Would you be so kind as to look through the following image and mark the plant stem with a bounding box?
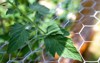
[7,0,45,34]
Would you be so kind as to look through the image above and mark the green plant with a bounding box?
[0,0,82,62]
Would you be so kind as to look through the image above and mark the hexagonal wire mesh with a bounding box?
[71,0,100,63]
[0,0,100,63]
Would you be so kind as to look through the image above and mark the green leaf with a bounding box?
[30,3,49,16]
[61,38,82,61]
[7,23,29,53]
[60,28,70,36]
[46,22,63,35]
[44,35,82,61]
[6,8,16,14]
[40,21,70,36]
[34,12,43,22]
[40,21,63,35]
[44,35,66,56]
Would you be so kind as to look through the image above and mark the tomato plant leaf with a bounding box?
[44,35,82,61]
[40,21,63,35]
[60,28,70,36]
[7,23,29,53]
[46,22,63,35]
[61,38,82,61]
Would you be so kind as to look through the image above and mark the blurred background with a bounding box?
[0,0,100,63]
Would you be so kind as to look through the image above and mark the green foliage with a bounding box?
[0,0,82,62]
[44,35,81,61]
[43,21,81,61]
[7,23,29,53]
[40,21,63,35]
[44,35,67,57]
[61,38,82,61]
[30,3,50,16]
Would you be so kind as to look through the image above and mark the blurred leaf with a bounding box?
[44,35,66,56]
[61,38,82,61]
[28,0,36,4]
[41,21,70,36]
[18,4,26,13]
[44,35,82,61]
[60,28,70,36]
[40,22,61,34]
[0,33,9,39]
[19,45,30,56]
[7,23,29,53]
[6,8,16,14]
[34,12,43,22]
[30,3,49,16]
[46,22,63,35]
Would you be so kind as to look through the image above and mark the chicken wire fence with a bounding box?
[0,0,100,63]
